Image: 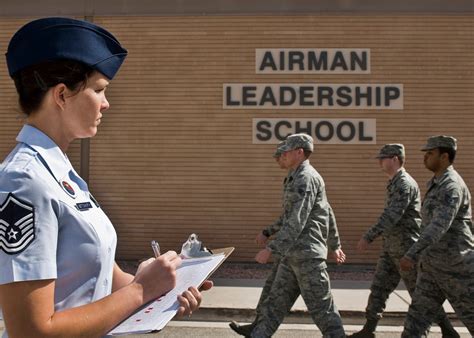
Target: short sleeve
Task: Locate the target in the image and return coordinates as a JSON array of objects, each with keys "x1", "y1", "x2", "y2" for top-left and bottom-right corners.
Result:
[{"x1": 0, "y1": 167, "x2": 59, "y2": 284}]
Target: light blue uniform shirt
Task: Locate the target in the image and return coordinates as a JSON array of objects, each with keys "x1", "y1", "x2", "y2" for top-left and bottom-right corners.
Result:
[{"x1": 0, "y1": 125, "x2": 117, "y2": 336}]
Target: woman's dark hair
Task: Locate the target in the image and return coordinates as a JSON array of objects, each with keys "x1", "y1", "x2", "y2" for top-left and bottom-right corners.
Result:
[{"x1": 12, "y1": 60, "x2": 94, "y2": 115}]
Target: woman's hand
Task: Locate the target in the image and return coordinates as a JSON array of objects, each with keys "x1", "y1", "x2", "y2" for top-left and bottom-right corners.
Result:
[
  {"x1": 176, "y1": 280, "x2": 214, "y2": 317},
  {"x1": 132, "y1": 251, "x2": 182, "y2": 304}
]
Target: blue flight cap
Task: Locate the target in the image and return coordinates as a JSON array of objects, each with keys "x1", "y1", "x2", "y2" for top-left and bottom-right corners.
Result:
[{"x1": 6, "y1": 17, "x2": 127, "y2": 79}]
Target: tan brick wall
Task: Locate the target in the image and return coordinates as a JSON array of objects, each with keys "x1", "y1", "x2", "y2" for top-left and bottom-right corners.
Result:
[{"x1": 1, "y1": 15, "x2": 472, "y2": 263}]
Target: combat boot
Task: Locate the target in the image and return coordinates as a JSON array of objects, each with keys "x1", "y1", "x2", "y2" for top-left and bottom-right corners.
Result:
[
  {"x1": 229, "y1": 320, "x2": 255, "y2": 337},
  {"x1": 438, "y1": 317, "x2": 460, "y2": 338},
  {"x1": 348, "y1": 319, "x2": 378, "y2": 338}
]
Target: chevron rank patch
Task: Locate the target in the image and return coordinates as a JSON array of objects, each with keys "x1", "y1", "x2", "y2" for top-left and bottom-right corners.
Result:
[{"x1": 0, "y1": 193, "x2": 35, "y2": 255}]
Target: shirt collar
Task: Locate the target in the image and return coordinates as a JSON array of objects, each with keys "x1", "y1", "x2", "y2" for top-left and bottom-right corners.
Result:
[
  {"x1": 388, "y1": 168, "x2": 405, "y2": 186},
  {"x1": 16, "y1": 124, "x2": 71, "y2": 181},
  {"x1": 427, "y1": 165, "x2": 454, "y2": 187},
  {"x1": 288, "y1": 159, "x2": 309, "y2": 178}
]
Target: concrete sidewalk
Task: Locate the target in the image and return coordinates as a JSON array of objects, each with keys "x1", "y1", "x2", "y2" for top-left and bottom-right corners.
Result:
[
  {"x1": 0, "y1": 278, "x2": 470, "y2": 335},
  {"x1": 190, "y1": 278, "x2": 469, "y2": 333}
]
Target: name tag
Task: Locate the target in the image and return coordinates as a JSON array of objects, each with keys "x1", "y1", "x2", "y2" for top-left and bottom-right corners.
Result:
[{"x1": 75, "y1": 202, "x2": 93, "y2": 211}]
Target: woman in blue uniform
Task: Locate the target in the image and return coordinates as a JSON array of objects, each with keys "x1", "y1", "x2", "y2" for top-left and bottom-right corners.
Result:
[{"x1": 0, "y1": 17, "x2": 211, "y2": 337}]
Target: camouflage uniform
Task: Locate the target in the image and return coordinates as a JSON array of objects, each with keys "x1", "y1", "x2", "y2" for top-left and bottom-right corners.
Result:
[
  {"x1": 361, "y1": 168, "x2": 454, "y2": 333},
  {"x1": 362, "y1": 168, "x2": 422, "y2": 322},
  {"x1": 402, "y1": 165, "x2": 474, "y2": 336},
  {"x1": 401, "y1": 136, "x2": 474, "y2": 337},
  {"x1": 253, "y1": 205, "x2": 340, "y2": 321},
  {"x1": 251, "y1": 159, "x2": 345, "y2": 338}
]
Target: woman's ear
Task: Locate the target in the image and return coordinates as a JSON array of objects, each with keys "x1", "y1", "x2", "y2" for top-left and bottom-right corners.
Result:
[{"x1": 51, "y1": 83, "x2": 67, "y2": 110}]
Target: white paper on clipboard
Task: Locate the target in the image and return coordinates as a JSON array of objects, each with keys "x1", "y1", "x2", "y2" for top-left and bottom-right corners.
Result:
[{"x1": 109, "y1": 247, "x2": 233, "y2": 336}]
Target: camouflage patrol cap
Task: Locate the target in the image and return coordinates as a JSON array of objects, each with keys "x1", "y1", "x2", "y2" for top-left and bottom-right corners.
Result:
[
  {"x1": 273, "y1": 141, "x2": 285, "y2": 158},
  {"x1": 421, "y1": 135, "x2": 457, "y2": 151},
  {"x1": 275, "y1": 133, "x2": 314, "y2": 154},
  {"x1": 376, "y1": 144, "x2": 405, "y2": 159}
]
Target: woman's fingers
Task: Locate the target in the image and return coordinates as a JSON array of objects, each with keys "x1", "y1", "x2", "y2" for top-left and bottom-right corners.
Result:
[
  {"x1": 183, "y1": 289, "x2": 199, "y2": 310},
  {"x1": 176, "y1": 287, "x2": 203, "y2": 317},
  {"x1": 186, "y1": 287, "x2": 202, "y2": 308},
  {"x1": 177, "y1": 294, "x2": 191, "y2": 317},
  {"x1": 154, "y1": 250, "x2": 182, "y2": 269},
  {"x1": 159, "y1": 250, "x2": 181, "y2": 263},
  {"x1": 199, "y1": 280, "x2": 213, "y2": 291}
]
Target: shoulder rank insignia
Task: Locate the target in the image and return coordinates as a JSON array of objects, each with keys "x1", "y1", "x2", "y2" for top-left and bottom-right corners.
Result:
[{"x1": 0, "y1": 193, "x2": 35, "y2": 255}]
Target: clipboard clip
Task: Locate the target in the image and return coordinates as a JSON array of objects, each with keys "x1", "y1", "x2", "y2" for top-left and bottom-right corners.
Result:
[{"x1": 180, "y1": 233, "x2": 213, "y2": 258}]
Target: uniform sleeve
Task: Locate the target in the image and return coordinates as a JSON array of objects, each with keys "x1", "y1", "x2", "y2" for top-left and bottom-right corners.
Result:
[
  {"x1": 0, "y1": 168, "x2": 59, "y2": 284},
  {"x1": 405, "y1": 183, "x2": 461, "y2": 261},
  {"x1": 363, "y1": 182, "x2": 413, "y2": 243},
  {"x1": 327, "y1": 206, "x2": 342, "y2": 251},
  {"x1": 263, "y1": 216, "x2": 283, "y2": 236},
  {"x1": 268, "y1": 175, "x2": 316, "y2": 256}
]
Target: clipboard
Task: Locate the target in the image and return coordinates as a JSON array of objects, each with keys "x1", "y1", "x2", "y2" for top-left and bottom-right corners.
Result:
[{"x1": 109, "y1": 247, "x2": 234, "y2": 335}]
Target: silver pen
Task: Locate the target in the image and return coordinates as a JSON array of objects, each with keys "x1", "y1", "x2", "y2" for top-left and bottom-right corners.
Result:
[{"x1": 151, "y1": 240, "x2": 161, "y2": 258}]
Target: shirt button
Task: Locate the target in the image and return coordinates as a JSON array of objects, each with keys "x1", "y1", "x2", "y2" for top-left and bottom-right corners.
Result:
[{"x1": 103, "y1": 279, "x2": 108, "y2": 287}]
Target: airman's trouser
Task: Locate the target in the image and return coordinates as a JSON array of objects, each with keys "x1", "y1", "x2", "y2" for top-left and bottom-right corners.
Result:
[
  {"x1": 251, "y1": 256, "x2": 345, "y2": 338},
  {"x1": 402, "y1": 258, "x2": 474, "y2": 337}
]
